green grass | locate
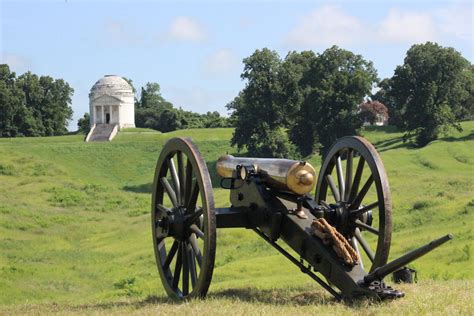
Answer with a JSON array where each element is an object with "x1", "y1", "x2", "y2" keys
[
  {"x1": 1, "y1": 281, "x2": 472, "y2": 315},
  {"x1": 0, "y1": 122, "x2": 473, "y2": 313}
]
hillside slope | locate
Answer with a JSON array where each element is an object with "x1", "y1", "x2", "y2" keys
[{"x1": 0, "y1": 123, "x2": 472, "y2": 307}]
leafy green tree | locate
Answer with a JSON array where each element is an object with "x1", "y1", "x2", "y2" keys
[
  {"x1": 138, "y1": 82, "x2": 169, "y2": 109},
  {"x1": 135, "y1": 82, "x2": 181, "y2": 132},
  {"x1": 203, "y1": 111, "x2": 230, "y2": 128},
  {"x1": 77, "y1": 112, "x2": 90, "y2": 134},
  {"x1": 16, "y1": 72, "x2": 73, "y2": 136},
  {"x1": 227, "y1": 48, "x2": 299, "y2": 158},
  {"x1": 246, "y1": 124, "x2": 298, "y2": 158},
  {"x1": 382, "y1": 42, "x2": 472, "y2": 146},
  {"x1": 0, "y1": 65, "x2": 73, "y2": 137},
  {"x1": 0, "y1": 65, "x2": 26, "y2": 137},
  {"x1": 290, "y1": 46, "x2": 378, "y2": 156}
]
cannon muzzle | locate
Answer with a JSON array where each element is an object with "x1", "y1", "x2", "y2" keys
[
  {"x1": 216, "y1": 155, "x2": 316, "y2": 195},
  {"x1": 364, "y1": 234, "x2": 453, "y2": 284}
]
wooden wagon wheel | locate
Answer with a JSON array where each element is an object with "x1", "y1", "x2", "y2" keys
[
  {"x1": 315, "y1": 136, "x2": 392, "y2": 273},
  {"x1": 151, "y1": 137, "x2": 216, "y2": 299}
]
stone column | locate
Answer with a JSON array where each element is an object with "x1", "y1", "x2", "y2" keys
[{"x1": 102, "y1": 106, "x2": 105, "y2": 124}]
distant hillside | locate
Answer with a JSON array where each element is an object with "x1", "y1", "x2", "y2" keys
[{"x1": 0, "y1": 122, "x2": 472, "y2": 307}]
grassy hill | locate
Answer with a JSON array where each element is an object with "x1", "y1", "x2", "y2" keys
[{"x1": 0, "y1": 123, "x2": 472, "y2": 313}]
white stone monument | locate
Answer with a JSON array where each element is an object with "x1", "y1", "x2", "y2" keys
[{"x1": 86, "y1": 75, "x2": 135, "y2": 141}]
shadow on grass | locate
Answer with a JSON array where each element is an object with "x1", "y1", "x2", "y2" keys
[
  {"x1": 69, "y1": 287, "x2": 386, "y2": 312},
  {"x1": 68, "y1": 295, "x2": 178, "y2": 312},
  {"x1": 440, "y1": 131, "x2": 474, "y2": 142},
  {"x1": 373, "y1": 137, "x2": 415, "y2": 153},
  {"x1": 373, "y1": 130, "x2": 474, "y2": 153},
  {"x1": 122, "y1": 183, "x2": 152, "y2": 194},
  {"x1": 207, "y1": 287, "x2": 333, "y2": 306}
]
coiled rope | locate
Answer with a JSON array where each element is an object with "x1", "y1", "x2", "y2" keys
[{"x1": 311, "y1": 218, "x2": 359, "y2": 266}]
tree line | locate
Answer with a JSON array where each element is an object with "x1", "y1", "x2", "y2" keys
[
  {"x1": 228, "y1": 42, "x2": 473, "y2": 158},
  {"x1": 133, "y1": 82, "x2": 231, "y2": 132},
  {"x1": 0, "y1": 64, "x2": 74, "y2": 137}
]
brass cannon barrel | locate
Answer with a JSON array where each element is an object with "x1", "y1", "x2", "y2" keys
[{"x1": 216, "y1": 155, "x2": 316, "y2": 195}]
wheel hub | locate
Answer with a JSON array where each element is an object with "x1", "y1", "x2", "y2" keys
[
  {"x1": 168, "y1": 206, "x2": 190, "y2": 241},
  {"x1": 324, "y1": 202, "x2": 373, "y2": 236}
]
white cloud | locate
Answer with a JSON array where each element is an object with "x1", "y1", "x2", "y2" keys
[
  {"x1": 285, "y1": 6, "x2": 448, "y2": 48},
  {"x1": 285, "y1": 5, "x2": 367, "y2": 46},
  {"x1": 436, "y1": 3, "x2": 472, "y2": 41},
  {"x1": 103, "y1": 20, "x2": 143, "y2": 46},
  {"x1": 166, "y1": 16, "x2": 208, "y2": 43},
  {"x1": 0, "y1": 53, "x2": 31, "y2": 72},
  {"x1": 202, "y1": 49, "x2": 239, "y2": 77},
  {"x1": 378, "y1": 9, "x2": 437, "y2": 43}
]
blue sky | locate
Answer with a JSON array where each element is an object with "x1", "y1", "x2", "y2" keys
[{"x1": 1, "y1": 0, "x2": 472, "y2": 130}]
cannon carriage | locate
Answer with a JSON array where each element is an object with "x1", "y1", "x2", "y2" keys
[{"x1": 151, "y1": 136, "x2": 451, "y2": 301}]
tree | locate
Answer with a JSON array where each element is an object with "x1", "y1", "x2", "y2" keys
[
  {"x1": 359, "y1": 100, "x2": 388, "y2": 125},
  {"x1": 0, "y1": 64, "x2": 27, "y2": 137},
  {"x1": 202, "y1": 111, "x2": 230, "y2": 128},
  {"x1": 0, "y1": 65, "x2": 73, "y2": 137},
  {"x1": 383, "y1": 42, "x2": 472, "y2": 146},
  {"x1": 227, "y1": 48, "x2": 299, "y2": 158},
  {"x1": 134, "y1": 82, "x2": 181, "y2": 132},
  {"x1": 77, "y1": 113, "x2": 90, "y2": 134},
  {"x1": 290, "y1": 46, "x2": 378, "y2": 156},
  {"x1": 228, "y1": 47, "x2": 377, "y2": 158},
  {"x1": 16, "y1": 72, "x2": 74, "y2": 136},
  {"x1": 248, "y1": 125, "x2": 298, "y2": 158}
]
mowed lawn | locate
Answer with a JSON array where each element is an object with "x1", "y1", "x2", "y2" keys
[{"x1": 0, "y1": 123, "x2": 472, "y2": 314}]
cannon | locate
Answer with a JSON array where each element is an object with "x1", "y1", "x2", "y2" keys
[{"x1": 151, "y1": 136, "x2": 452, "y2": 300}]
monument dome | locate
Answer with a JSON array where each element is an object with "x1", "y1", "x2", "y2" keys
[{"x1": 86, "y1": 75, "x2": 135, "y2": 141}]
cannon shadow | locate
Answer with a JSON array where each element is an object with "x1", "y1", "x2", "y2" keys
[
  {"x1": 73, "y1": 288, "x2": 334, "y2": 311},
  {"x1": 207, "y1": 287, "x2": 333, "y2": 305}
]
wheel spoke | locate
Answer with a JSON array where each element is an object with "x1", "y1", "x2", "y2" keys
[
  {"x1": 168, "y1": 158, "x2": 181, "y2": 205},
  {"x1": 161, "y1": 177, "x2": 178, "y2": 207},
  {"x1": 350, "y1": 237, "x2": 364, "y2": 270},
  {"x1": 190, "y1": 224, "x2": 205, "y2": 239},
  {"x1": 350, "y1": 201, "x2": 379, "y2": 218},
  {"x1": 355, "y1": 219, "x2": 379, "y2": 235},
  {"x1": 185, "y1": 159, "x2": 193, "y2": 206},
  {"x1": 177, "y1": 151, "x2": 186, "y2": 205},
  {"x1": 157, "y1": 239, "x2": 167, "y2": 266},
  {"x1": 156, "y1": 204, "x2": 171, "y2": 216},
  {"x1": 354, "y1": 228, "x2": 375, "y2": 262},
  {"x1": 163, "y1": 240, "x2": 179, "y2": 270},
  {"x1": 187, "y1": 180, "x2": 200, "y2": 211},
  {"x1": 349, "y1": 157, "x2": 365, "y2": 203},
  {"x1": 336, "y1": 156, "x2": 345, "y2": 200},
  {"x1": 189, "y1": 234, "x2": 202, "y2": 267},
  {"x1": 186, "y1": 207, "x2": 203, "y2": 225},
  {"x1": 182, "y1": 242, "x2": 189, "y2": 296},
  {"x1": 351, "y1": 175, "x2": 374, "y2": 209},
  {"x1": 326, "y1": 174, "x2": 341, "y2": 202},
  {"x1": 344, "y1": 149, "x2": 353, "y2": 202},
  {"x1": 187, "y1": 242, "x2": 197, "y2": 288},
  {"x1": 172, "y1": 243, "x2": 183, "y2": 290}
]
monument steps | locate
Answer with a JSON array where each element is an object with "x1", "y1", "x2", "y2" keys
[{"x1": 87, "y1": 124, "x2": 117, "y2": 142}]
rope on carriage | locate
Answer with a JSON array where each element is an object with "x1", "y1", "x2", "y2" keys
[{"x1": 311, "y1": 218, "x2": 359, "y2": 266}]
